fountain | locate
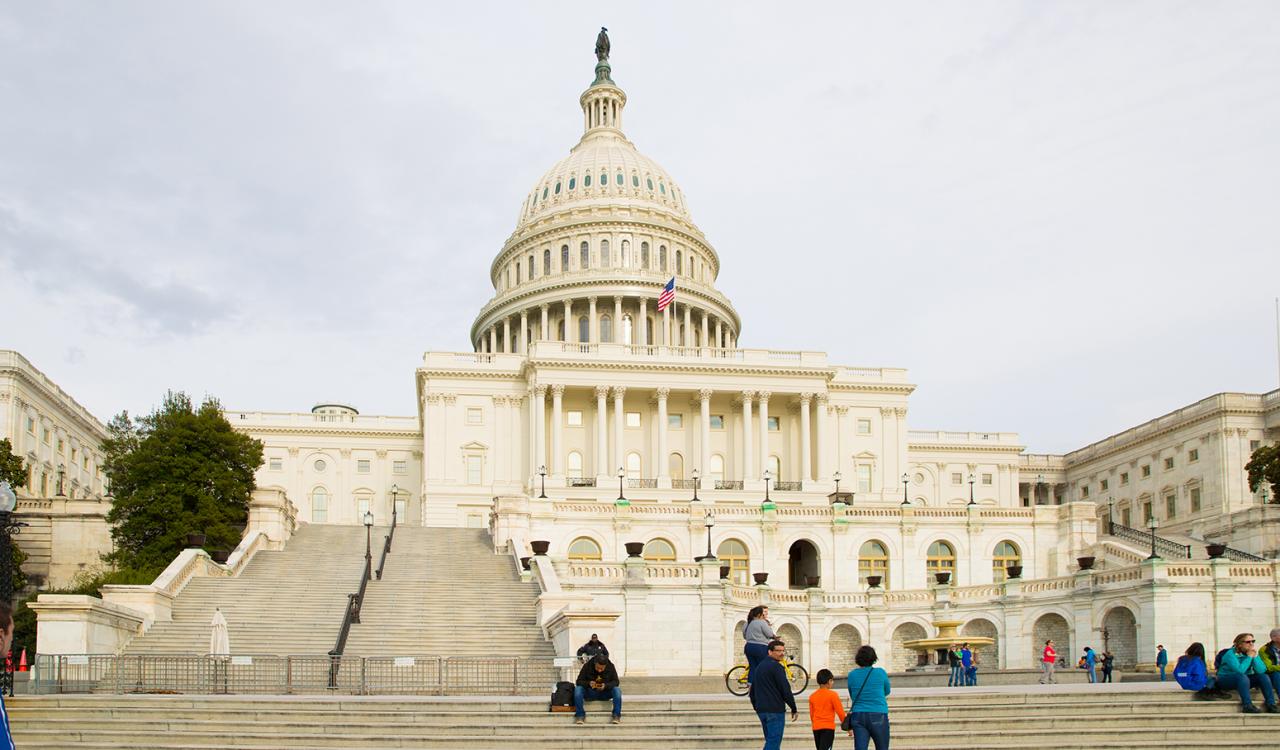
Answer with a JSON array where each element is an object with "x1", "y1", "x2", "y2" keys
[{"x1": 902, "y1": 619, "x2": 996, "y2": 670}]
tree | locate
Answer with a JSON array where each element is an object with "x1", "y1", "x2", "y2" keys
[
  {"x1": 1246, "y1": 443, "x2": 1280, "y2": 503},
  {"x1": 0, "y1": 438, "x2": 25, "y2": 490},
  {"x1": 103, "y1": 391, "x2": 264, "y2": 573}
]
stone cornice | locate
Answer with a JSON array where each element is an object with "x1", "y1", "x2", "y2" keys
[
  {"x1": 908, "y1": 441, "x2": 1026, "y2": 455},
  {"x1": 1, "y1": 353, "x2": 108, "y2": 440},
  {"x1": 234, "y1": 425, "x2": 422, "y2": 441}
]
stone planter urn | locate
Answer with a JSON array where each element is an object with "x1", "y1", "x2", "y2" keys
[
  {"x1": 519, "y1": 556, "x2": 532, "y2": 571},
  {"x1": 186, "y1": 533, "x2": 206, "y2": 548},
  {"x1": 934, "y1": 572, "x2": 951, "y2": 585},
  {"x1": 530, "y1": 540, "x2": 551, "y2": 556},
  {"x1": 624, "y1": 542, "x2": 646, "y2": 558},
  {"x1": 752, "y1": 572, "x2": 769, "y2": 586},
  {"x1": 719, "y1": 565, "x2": 731, "y2": 580},
  {"x1": 866, "y1": 575, "x2": 882, "y2": 589},
  {"x1": 805, "y1": 575, "x2": 821, "y2": 588},
  {"x1": 1076, "y1": 556, "x2": 1096, "y2": 571},
  {"x1": 1006, "y1": 565, "x2": 1023, "y2": 579},
  {"x1": 210, "y1": 550, "x2": 230, "y2": 564},
  {"x1": 1206, "y1": 544, "x2": 1227, "y2": 559}
]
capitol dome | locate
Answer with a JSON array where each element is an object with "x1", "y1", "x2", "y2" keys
[{"x1": 471, "y1": 37, "x2": 741, "y2": 354}]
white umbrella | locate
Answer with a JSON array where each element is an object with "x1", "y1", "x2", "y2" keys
[{"x1": 209, "y1": 608, "x2": 231, "y2": 656}]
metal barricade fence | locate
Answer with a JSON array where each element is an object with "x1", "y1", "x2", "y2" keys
[{"x1": 362, "y1": 656, "x2": 443, "y2": 695}]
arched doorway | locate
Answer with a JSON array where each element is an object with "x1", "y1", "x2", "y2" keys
[
  {"x1": 788, "y1": 540, "x2": 820, "y2": 589},
  {"x1": 776, "y1": 623, "x2": 804, "y2": 666},
  {"x1": 828, "y1": 624, "x2": 863, "y2": 674},
  {"x1": 732, "y1": 620, "x2": 747, "y2": 667},
  {"x1": 1103, "y1": 606, "x2": 1138, "y2": 668},
  {"x1": 891, "y1": 622, "x2": 928, "y2": 672},
  {"x1": 1032, "y1": 613, "x2": 1071, "y2": 667},
  {"x1": 961, "y1": 618, "x2": 999, "y2": 668}
]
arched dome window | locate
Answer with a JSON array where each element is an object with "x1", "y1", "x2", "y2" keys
[
  {"x1": 527, "y1": 255, "x2": 534, "y2": 279},
  {"x1": 554, "y1": 181, "x2": 561, "y2": 195},
  {"x1": 543, "y1": 249, "x2": 551, "y2": 276},
  {"x1": 660, "y1": 182, "x2": 666, "y2": 194},
  {"x1": 599, "y1": 171, "x2": 607, "y2": 187},
  {"x1": 659, "y1": 245, "x2": 667, "y2": 272},
  {"x1": 580, "y1": 242, "x2": 589, "y2": 269},
  {"x1": 615, "y1": 172, "x2": 624, "y2": 186},
  {"x1": 676, "y1": 249, "x2": 683, "y2": 275},
  {"x1": 568, "y1": 176, "x2": 576, "y2": 190},
  {"x1": 516, "y1": 264, "x2": 522, "y2": 284},
  {"x1": 578, "y1": 316, "x2": 589, "y2": 343},
  {"x1": 584, "y1": 173, "x2": 592, "y2": 187},
  {"x1": 643, "y1": 538, "x2": 675, "y2": 562},
  {"x1": 621, "y1": 240, "x2": 630, "y2": 267},
  {"x1": 600, "y1": 239, "x2": 610, "y2": 268},
  {"x1": 646, "y1": 316, "x2": 655, "y2": 345},
  {"x1": 621, "y1": 314, "x2": 633, "y2": 344},
  {"x1": 646, "y1": 177, "x2": 654, "y2": 190},
  {"x1": 641, "y1": 242, "x2": 650, "y2": 269},
  {"x1": 600, "y1": 314, "x2": 613, "y2": 343},
  {"x1": 859, "y1": 540, "x2": 889, "y2": 589},
  {"x1": 568, "y1": 537, "x2": 602, "y2": 561},
  {"x1": 632, "y1": 174, "x2": 640, "y2": 188},
  {"x1": 541, "y1": 187, "x2": 548, "y2": 200},
  {"x1": 560, "y1": 245, "x2": 569, "y2": 272}
]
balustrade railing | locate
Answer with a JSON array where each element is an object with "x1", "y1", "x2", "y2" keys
[
  {"x1": 671, "y1": 479, "x2": 698, "y2": 489},
  {"x1": 1222, "y1": 545, "x2": 1268, "y2": 562},
  {"x1": 626, "y1": 478, "x2": 657, "y2": 489},
  {"x1": 715, "y1": 480, "x2": 744, "y2": 490},
  {"x1": 1107, "y1": 520, "x2": 1192, "y2": 559},
  {"x1": 774, "y1": 481, "x2": 803, "y2": 492},
  {"x1": 566, "y1": 477, "x2": 597, "y2": 487}
]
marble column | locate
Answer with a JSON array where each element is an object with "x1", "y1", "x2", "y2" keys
[
  {"x1": 533, "y1": 385, "x2": 547, "y2": 474},
  {"x1": 595, "y1": 385, "x2": 609, "y2": 478},
  {"x1": 612, "y1": 386, "x2": 626, "y2": 475},
  {"x1": 550, "y1": 385, "x2": 564, "y2": 476},
  {"x1": 657, "y1": 387, "x2": 671, "y2": 483},
  {"x1": 613, "y1": 296, "x2": 623, "y2": 344},
  {"x1": 638, "y1": 298, "x2": 648, "y2": 347},
  {"x1": 540, "y1": 304, "x2": 549, "y2": 345},
  {"x1": 589, "y1": 297, "x2": 598, "y2": 344},
  {"x1": 699, "y1": 389, "x2": 712, "y2": 479},
  {"x1": 799, "y1": 393, "x2": 812, "y2": 482},
  {"x1": 815, "y1": 394, "x2": 829, "y2": 481},
  {"x1": 662, "y1": 306, "x2": 670, "y2": 346},
  {"x1": 741, "y1": 391, "x2": 755, "y2": 481},
  {"x1": 700, "y1": 311, "x2": 709, "y2": 349},
  {"x1": 489, "y1": 327, "x2": 497, "y2": 354},
  {"x1": 758, "y1": 391, "x2": 771, "y2": 479},
  {"x1": 502, "y1": 318, "x2": 511, "y2": 353},
  {"x1": 563, "y1": 299, "x2": 573, "y2": 342},
  {"x1": 519, "y1": 311, "x2": 529, "y2": 354},
  {"x1": 683, "y1": 305, "x2": 692, "y2": 347},
  {"x1": 715, "y1": 319, "x2": 723, "y2": 349}
]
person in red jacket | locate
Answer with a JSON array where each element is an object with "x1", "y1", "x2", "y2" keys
[{"x1": 1040, "y1": 639, "x2": 1058, "y2": 684}]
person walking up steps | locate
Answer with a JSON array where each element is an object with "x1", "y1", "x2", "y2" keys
[
  {"x1": 1040, "y1": 639, "x2": 1057, "y2": 684},
  {"x1": 807, "y1": 669, "x2": 847, "y2": 750},
  {"x1": 846, "y1": 645, "x2": 891, "y2": 750},
  {"x1": 744, "y1": 605, "x2": 777, "y2": 686},
  {"x1": 750, "y1": 639, "x2": 797, "y2": 750}
]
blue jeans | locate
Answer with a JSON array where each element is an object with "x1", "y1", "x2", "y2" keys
[
  {"x1": 965, "y1": 666, "x2": 977, "y2": 686},
  {"x1": 745, "y1": 642, "x2": 769, "y2": 681},
  {"x1": 1158, "y1": 664, "x2": 1167, "y2": 681},
  {"x1": 757, "y1": 711, "x2": 786, "y2": 750},
  {"x1": 948, "y1": 664, "x2": 961, "y2": 686},
  {"x1": 1267, "y1": 672, "x2": 1280, "y2": 697},
  {"x1": 573, "y1": 685, "x2": 621, "y2": 718},
  {"x1": 1216, "y1": 672, "x2": 1276, "y2": 708},
  {"x1": 1086, "y1": 665, "x2": 1096, "y2": 683},
  {"x1": 849, "y1": 711, "x2": 890, "y2": 750}
]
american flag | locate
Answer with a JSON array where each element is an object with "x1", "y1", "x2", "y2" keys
[{"x1": 657, "y1": 277, "x2": 676, "y2": 312}]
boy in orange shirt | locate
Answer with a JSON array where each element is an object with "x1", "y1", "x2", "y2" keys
[{"x1": 808, "y1": 668, "x2": 848, "y2": 750}]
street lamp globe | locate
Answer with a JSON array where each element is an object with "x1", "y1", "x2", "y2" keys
[{"x1": 363, "y1": 511, "x2": 374, "y2": 527}]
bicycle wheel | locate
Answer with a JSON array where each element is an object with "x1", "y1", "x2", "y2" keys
[
  {"x1": 786, "y1": 663, "x2": 809, "y2": 695},
  {"x1": 725, "y1": 665, "x2": 751, "y2": 696}
]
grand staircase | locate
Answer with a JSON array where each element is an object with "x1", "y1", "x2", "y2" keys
[
  {"x1": 344, "y1": 527, "x2": 552, "y2": 658},
  {"x1": 10, "y1": 685, "x2": 1279, "y2": 748}
]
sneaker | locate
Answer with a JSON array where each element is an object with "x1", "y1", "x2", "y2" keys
[
  {"x1": 574, "y1": 717, "x2": 585, "y2": 725},
  {"x1": 1243, "y1": 705, "x2": 1261, "y2": 714},
  {"x1": 1266, "y1": 704, "x2": 1280, "y2": 714},
  {"x1": 1193, "y1": 690, "x2": 1215, "y2": 701},
  {"x1": 611, "y1": 716, "x2": 621, "y2": 724}
]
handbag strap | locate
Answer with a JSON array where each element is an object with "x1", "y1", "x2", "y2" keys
[{"x1": 847, "y1": 668, "x2": 871, "y2": 711}]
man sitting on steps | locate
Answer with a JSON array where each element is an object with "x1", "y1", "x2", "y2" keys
[{"x1": 573, "y1": 654, "x2": 622, "y2": 725}]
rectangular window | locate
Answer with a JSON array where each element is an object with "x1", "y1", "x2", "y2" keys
[
  {"x1": 951, "y1": 472, "x2": 963, "y2": 485},
  {"x1": 1143, "y1": 503, "x2": 1153, "y2": 523},
  {"x1": 57, "y1": 438, "x2": 64, "y2": 453},
  {"x1": 25, "y1": 417, "x2": 34, "y2": 434},
  {"x1": 392, "y1": 460, "x2": 407, "y2": 475},
  {"x1": 857, "y1": 464, "x2": 873, "y2": 493},
  {"x1": 1141, "y1": 465, "x2": 1151, "y2": 478},
  {"x1": 357, "y1": 460, "x2": 371, "y2": 474},
  {"x1": 466, "y1": 407, "x2": 483, "y2": 426},
  {"x1": 1081, "y1": 485, "x2": 1090, "y2": 498},
  {"x1": 1100, "y1": 479, "x2": 1109, "y2": 491},
  {"x1": 1191, "y1": 487, "x2": 1202, "y2": 513},
  {"x1": 1188, "y1": 448, "x2": 1199, "y2": 462},
  {"x1": 668, "y1": 413, "x2": 683, "y2": 429},
  {"x1": 856, "y1": 419, "x2": 872, "y2": 435},
  {"x1": 1250, "y1": 440, "x2": 1261, "y2": 452},
  {"x1": 767, "y1": 416, "x2": 780, "y2": 431},
  {"x1": 710, "y1": 415, "x2": 724, "y2": 430},
  {"x1": 466, "y1": 456, "x2": 482, "y2": 485},
  {"x1": 567, "y1": 410, "x2": 583, "y2": 426},
  {"x1": 1165, "y1": 491, "x2": 1177, "y2": 518},
  {"x1": 42, "y1": 428, "x2": 50, "y2": 445},
  {"x1": 1120, "y1": 472, "x2": 1129, "y2": 485},
  {"x1": 625, "y1": 412, "x2": 641, "y2": 428},
  {"x1": 1121, "y1": 507, "x2": 1132, "y2": 527},
  {"x1": 982, "y1": 473, "x2": 993, "y2": 486},
  {"x1": 269, "y1": 458, "x2": 283, "y2": 471},
  {"x1": 357, "y1": 497, "x2": 371, "y2": 518},
  {"x1": 82, "y1": 456, "x2": 89, "y2": 470},
  {"x1": 1163, "y1": 457, "x2": 1174, "y2": 470}
]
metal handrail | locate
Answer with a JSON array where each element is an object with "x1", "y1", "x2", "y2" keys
[
  {"x1": 1107, "y1": 520, "x2": 1192, "y2": 559},
  {"x1": 328, "y1": 552, "x2": 373, "y2": 687},
  {"x1": 1222, "y1": 545, "x2": 1268, "y2": 562},
  {"x1": 376, "y1": 506, "x2": 399, "y2": 580}
]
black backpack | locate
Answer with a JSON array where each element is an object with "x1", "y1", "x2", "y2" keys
[{"x1": 549, "y1": 681, "x2": 575, "y2": 711}]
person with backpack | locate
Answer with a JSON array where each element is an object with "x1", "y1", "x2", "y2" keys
[
  {"x1": 743, "y1": 605, "x2": 778, "y2": 685},
  {"x1": 1216, "y1": 632, "x2": 1278, "y2": 714},
  {"x1": 1039, "y1": 639, "x2": 1057, "y2": 684},
  {"x1": 845, "y1": 645, "x2": 891, "y2": 750},
  {"x1": 1260, "y1": 628, "x2": 1280, "y2": 698},
  {"x1": 572, "y1": 654, "x2": 622, "y2": 725}
]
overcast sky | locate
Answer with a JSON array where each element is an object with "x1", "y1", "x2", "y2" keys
[{"x1": 2, "y1": 2, "x2": 1278, "y2": 454}]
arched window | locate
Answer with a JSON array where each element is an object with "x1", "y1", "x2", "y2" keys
[
  {"x1": 515, "y1": 264, "x2": 521, "y2": 284},
  {"x1": 646, "y1": 316, "x2": 655, "y2": 345},
  {"x1": 669, "y1": 453, "x2": 684, "y2": 480},
  {"x1": 554, "y1": 181, "x2": 561, "y2": 195},
  {"x1": 600, "y1": 239, "x2": 610, "y2": 267},
  {"x1": 557, "y1": 318, "x2": 566, "y2": 341},
  {"x1": 631, "y1": 174, "x2": 640, "y2": 188},
  {"x1": 718, "y1": 539, "x2": 750, "y2": 584},
  {"x1": 527, "y1": 255, "x2": 534, "y2": 279},
  {"x1": 709, "y1": 454, "x2": 725, "y2": 483},
  {"x1": 641, "y1": 242, "x2": 650, "y2": 269},
  {"x1": 767, "y1": 455, "x2": 781, "y2": 482},
  {"x1": 600, "y1": 314, "x2": 613, "y2": 343},
  {"x1": 643, "y1": 538, "x2": 676, "y2": 562},
  {"x1": 567, "y1": 451, "x2": 583, "y2": 477},
  {"x1": 561, "y1": 245, "x2": 569, "y2": 272},
  {"x1": 568, "y1": 176, "x2": 576, "y2": 191},
  {"x1": 584, "y1": 173, "x2": 592, "y2": 188},
  {"x1": 992, "y1": 541, "x2": 1021, "y2": 582},
  {"x1": 580, "y1": 241, "x2": 589, "y2": 269},
  {"x1": 543, "y1": 249, "x2": 551, "y2": 276},
  {"x1": 578, "y1": 316, "x2": 590, "y2": 343},
  {"x1": 927, "y1": 541, "x2": 956, "y2": 581},
  {"x1": 659, "y1": 245, "x2": 667, "y2": 272},
  {"x1": 355, "y1": 493, "x2": 372, "y2": 520},
  {"x1": 676, "y1": 249, "x2": 683, "y2": 275},
  {"x1": 621, "y1": 239, "x2": 630, "y2": 267},
  {"x1": 568, "y1": 537, "x2": 602, "y2": 561},
  {"x1": 858, "y1": 540, "x2": 889, "y2": 589},
  {"x1": 311, "y1": 487, "x2": 329, "y2": 523},
  {"x1": 615, "y1": 171, "x2": 624, "y2": 186},
  {"x1": 625, "y1": 452, "x2": 641, "y2": 479},
  {"x1": 622, "y1": 314, "x2": 633, "y2": 345}
]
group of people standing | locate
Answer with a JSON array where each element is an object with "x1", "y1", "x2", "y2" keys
[
  {"x1": 945, "y1": 643, "x2": 980, "y2": 687},
  {"x1": 1037, "y1": 640, "x2": 1116, "y2": 684}
]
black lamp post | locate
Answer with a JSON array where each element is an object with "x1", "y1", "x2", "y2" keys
[
  {"x1": 389, "y1": 484, "x2": 400, "y2": 526},
  {"x1": 363, "y1": 510, "x2": 374, "y2": 562},
  {"x1": 967, "y1": 473, "x2": 976, "y2": 506},
  {"x1": 692, "y1": 468, "x2": 700, "y2": 501},
  {"x1": 537, "y1": 465, "x2": 547, "y2": 499},
  {"x1": 0, "y1": 481, "x2": 25, "y2": 697},
  {"x1": 901, "y1": 472, "x2": 909, "y2": 505},
  {"x1": 616, "y1": 467, "x2": 625, "y2": 502},
  {"x1": 56, "y1": 466, "x2": 65, "y2": 497},
  {"x1": 1146, "y1": 516, "x2": 1161, "y2": 560},
  {"x1": 1107, "y1": 496, "x2": 1115, "y2": 533},
  {"x1": 833, "y1": 470, "x2": 842, "y2": 497},
  {"x1": 763, "y1": 469, "x2": 773, "y2": 505},
  {"x1": 696, "y1": 509, "x2": 716, "y2": 561}
]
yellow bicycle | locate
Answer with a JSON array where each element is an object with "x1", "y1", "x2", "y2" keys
[{"x1": 725, "y1": 657, "x2": 809, "y2": 695}]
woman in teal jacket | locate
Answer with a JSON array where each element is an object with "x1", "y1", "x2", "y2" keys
[{"x1": 1217, "y1": 632, "x2": 1278, "y2": 713}]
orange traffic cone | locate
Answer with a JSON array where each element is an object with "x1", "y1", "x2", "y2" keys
[{"x1": 17, "y1": 649, "x2": 27, "y2": 672}]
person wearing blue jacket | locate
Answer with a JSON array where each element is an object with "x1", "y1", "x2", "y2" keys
[
  {"x1": 1082, "y1": 646, "x2": 1098, "y2": 684},
  {"x1": 1156, "y1": 645, "x2": 1169, "y2": 681},
  {"x1": 846, "y1": 645, "x2": 891, "y2": 750},
  {"x1": 1217, "y1": 633, "x2": 1278, "y2": 713},
  {"x1": 1175, "y1": 642, "x2": 1219, "y2": 698}
]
